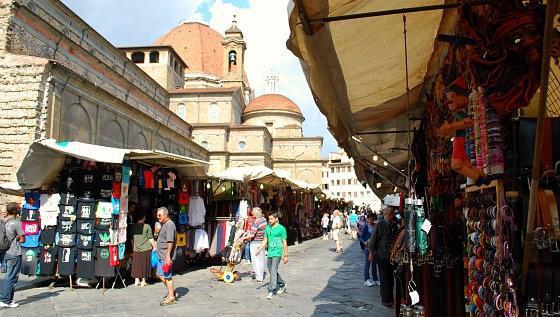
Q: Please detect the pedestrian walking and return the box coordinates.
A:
[360,213,379,287]
[348,210,359,240]
[332,210,343,253]
[256,212,288,300]
[368,207,397,308]
[130,211,157,287]
[321,213,329,240]
[244,207,267,282]
[0,202,25,308]
[155,207,177,306]
[357,214,366,251]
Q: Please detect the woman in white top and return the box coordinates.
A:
[321,213,330,240]
[332,210,343,253]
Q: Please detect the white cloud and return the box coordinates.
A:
[205,0,338,157]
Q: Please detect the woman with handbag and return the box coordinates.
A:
[130,211,157,287]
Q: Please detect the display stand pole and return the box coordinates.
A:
[521,0,558,294]
[96,277,107,294]
[111,268,126,290]
[69,275,73,290]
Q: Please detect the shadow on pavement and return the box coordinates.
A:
[311,235,392,317]
[175,286,189,299]
[15,290,63,305]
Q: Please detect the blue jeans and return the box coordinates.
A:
[364,249,378,282]
[267,256,285,293]
[1,254,21,304]
[243,242,251,261]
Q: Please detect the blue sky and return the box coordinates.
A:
[61,0,339,157]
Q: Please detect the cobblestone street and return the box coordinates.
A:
[0,236,392,317]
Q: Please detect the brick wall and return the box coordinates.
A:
[0,54,50,207]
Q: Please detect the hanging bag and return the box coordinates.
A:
[151,250,158,268]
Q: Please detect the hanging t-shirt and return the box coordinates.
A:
[109,245,119,266]
[95,230,111,247]
[96,218,111,230]
[138,167,145,187]
[167,171,176,189]
[178,213,188,225]
[38,246,57,276]
[188,196,206,226]
[58,247,76,276]
[79,169,97,199]
[96,202,113,219]
[121,166,131,184]
[178,192,189,206]
[109,228,119,246]
[77,200,96,220]
[111,197,120,215]
[112,181,121,199]
[143,169,154,189]
[59,204,77,217]
[77,220,95,235]
[59,218,77,234]
[194,229,210,253]
[118,213,127,229]
[21,233,40,248]
[118,243,125,260]
[39,193,60,212]
[40,210,59,228]
[97,167,115,201]
[41,226,57,245]
[21,247,39,276]
[77,234,94,250]
[111,214,119,231]
[59,193,77,206]
[77,249,95,278]
[21,206,39,222]
[95,247,114,277]
[58,169,79,193]
[22,222,40,235]
[58,233,76,248]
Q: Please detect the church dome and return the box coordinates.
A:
[244,94,302,116]
[154,22,224,78]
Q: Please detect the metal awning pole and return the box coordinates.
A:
[521,0,558,294]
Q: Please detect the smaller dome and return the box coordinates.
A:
[244,94,302,115]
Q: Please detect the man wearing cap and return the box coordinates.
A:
[0,202,25,308]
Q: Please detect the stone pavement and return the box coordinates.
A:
[0,236,392,317]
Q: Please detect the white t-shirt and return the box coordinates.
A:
[188,196,206,226]
[332,216,342,229]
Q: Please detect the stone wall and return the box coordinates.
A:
[228,127,270,153]
[170,90,244,125]
[243,112,303,138]
[0,55,50,206]
[272,138,322,161]
[191,127,228,152]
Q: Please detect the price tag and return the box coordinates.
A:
[421,219,432,233]
[409,290,420,305]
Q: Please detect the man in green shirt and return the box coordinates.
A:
[256,212,288,299]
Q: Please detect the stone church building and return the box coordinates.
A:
[0,0,323,204]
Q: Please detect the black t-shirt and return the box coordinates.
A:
[94,247,114,277]
[59,205,77,218]
[38,246,57,276]
[77,234,94,250]
[77,249,95,278]
[78,170,97,199]
[95,230,111,247]
[77,220,95,235]
[111,214,119,231]
[41,226,57,245]
[21,247,39,276]
[21,207,39,222]
[97,167,115,201]
[58,247,76,276]
[96,218,111,230]
[59,193,77,206]
[77,200,96,220]
[58,169,79,194]
[58,233,76,248]
[59,218,76,234]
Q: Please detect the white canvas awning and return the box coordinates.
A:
[211,166,322,192]
[16,139,210,190]
[287,0,459,195]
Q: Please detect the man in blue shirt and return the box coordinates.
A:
[348,210,359,240]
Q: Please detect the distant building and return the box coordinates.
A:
[322,150,382,211]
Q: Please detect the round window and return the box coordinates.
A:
[238,141,246,150]
[201,141,208,149]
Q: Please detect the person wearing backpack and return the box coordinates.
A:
[0,202,25,308]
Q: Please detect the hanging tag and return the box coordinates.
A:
[421,219,432,233]
[409,290,420,305]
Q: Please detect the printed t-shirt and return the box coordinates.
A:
[77,249,95,278]
[21,233,40,248]
[167,171,176,189]
[59,193,77,206]
[156,220,176,260]
[77,220,95,235]
[59,218,76,234]
[95,230,111,247]
[77,234,94,250]
[21,247,39,276]
[22,222,40,235]
[77,200,96,220]
[21,206,39,222]
[130,223,153,252]
[78,169,97,199]
[178,192,189,205]
[58,233,76,248]
[58,169,79,193]
[349,214,359,224]
[58,247,76,276]
[121,166,131,184]
[250,217,267,242]
[143,170,154,189]
[59,204,77,217]
[41,226,57,245]
[112,181,121,198]
[96,218,111,230]
[5,219,24,256]
[109,245,119,266]
[264,224,287,258]
[39,193,60,212]
[95,247,114,277]
[38,246,57,275]
[96,202,113,218]
[97,167,115,201]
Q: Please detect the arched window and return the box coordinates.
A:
[149,51,159,63]
[209,102,219,122]
[177,103,186,119]
[228,50,237,65]
[131,52,145,63]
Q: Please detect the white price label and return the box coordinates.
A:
[421,219,432,233]
[409,290,420,305]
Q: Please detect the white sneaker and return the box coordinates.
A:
[0,302,8,308]
[7,302,18,308]
[277,284,286,294]
[364,280,373,287]
[267,292,274,299]
[374,280,381,286]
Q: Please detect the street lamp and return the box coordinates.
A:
[373,155,378,161]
